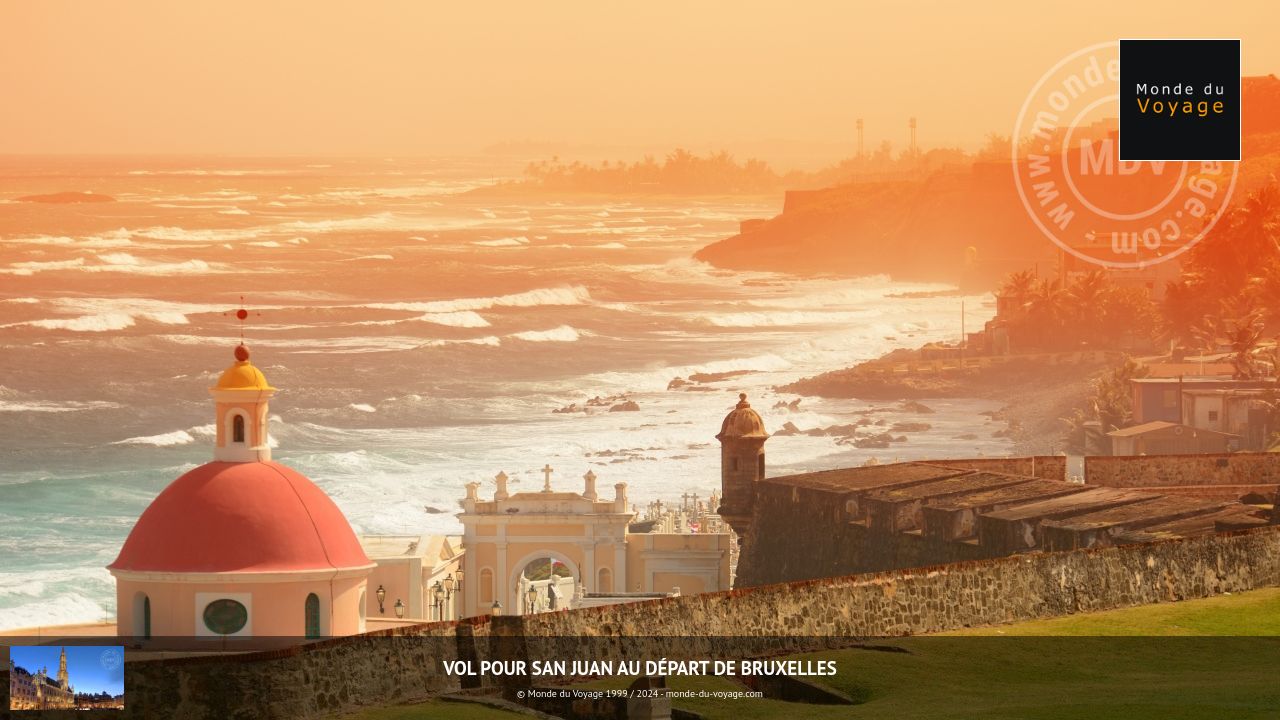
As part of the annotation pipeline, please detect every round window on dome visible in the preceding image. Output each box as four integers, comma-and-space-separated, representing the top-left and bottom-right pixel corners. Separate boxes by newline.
203, 599, 248, 635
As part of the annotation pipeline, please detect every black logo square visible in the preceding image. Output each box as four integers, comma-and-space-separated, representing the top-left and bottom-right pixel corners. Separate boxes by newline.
1119, 39, 1240, 161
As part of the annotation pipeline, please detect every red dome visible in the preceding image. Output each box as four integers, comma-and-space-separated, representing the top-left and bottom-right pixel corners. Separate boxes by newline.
110, 462, 372, 574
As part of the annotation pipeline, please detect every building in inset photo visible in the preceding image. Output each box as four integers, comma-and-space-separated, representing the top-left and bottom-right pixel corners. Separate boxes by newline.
9, 646, 124, 711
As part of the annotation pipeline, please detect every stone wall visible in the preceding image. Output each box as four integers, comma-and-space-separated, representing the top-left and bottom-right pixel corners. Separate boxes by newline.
36, 526, 1279, 720
1086, 452, 1280, 500
926, 456, 1067, 481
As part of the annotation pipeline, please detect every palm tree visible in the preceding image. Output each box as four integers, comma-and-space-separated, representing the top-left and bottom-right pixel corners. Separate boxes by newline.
1196, 295, 1268, 379
999, 269, 1037, 302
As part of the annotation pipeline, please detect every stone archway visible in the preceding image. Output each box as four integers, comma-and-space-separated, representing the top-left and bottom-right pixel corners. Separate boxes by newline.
458, 473, 633, 618
507, 549, 581, 615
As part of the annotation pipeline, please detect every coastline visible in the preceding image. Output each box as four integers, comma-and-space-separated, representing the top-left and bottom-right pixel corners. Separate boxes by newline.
778, 351, 1112, 456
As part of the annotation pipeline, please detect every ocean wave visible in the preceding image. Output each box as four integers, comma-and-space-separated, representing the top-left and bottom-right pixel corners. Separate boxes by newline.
0, 252, 221, 277
218, 206, 251, 215
702, 310, 874, 327
349, 403, 377, 413
2, 229, 134, 249
0, 399, 121, 413
112, 430, 197, 447
342, 254, 394, 261
473, 236, 530, 247
355, 311, 490, 329
509, 325, 580, 342
366, 285, 590, 314
2, 296, 204, 332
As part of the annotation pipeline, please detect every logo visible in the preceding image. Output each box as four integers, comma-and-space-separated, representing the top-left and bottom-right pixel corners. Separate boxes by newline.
100, 647, 123, 671
1119, 39, 1241, 161
1013, 42, 1238, 269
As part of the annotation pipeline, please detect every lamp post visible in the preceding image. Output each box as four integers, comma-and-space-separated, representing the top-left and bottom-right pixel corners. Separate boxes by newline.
376, 585, 387, 614
393, 599, 405, 619
525, 585, 538, 615
432, 581, 445, 621
442, 573, 455, 620
491, 601, 502, 617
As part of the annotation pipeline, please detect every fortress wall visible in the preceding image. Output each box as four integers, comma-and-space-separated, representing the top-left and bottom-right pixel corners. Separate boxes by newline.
522, 525, 1280, 640
736, 479, 990, 586
111, 526, 1280, 719
929, 456, 1067, 480
1086, 452, 1280, 492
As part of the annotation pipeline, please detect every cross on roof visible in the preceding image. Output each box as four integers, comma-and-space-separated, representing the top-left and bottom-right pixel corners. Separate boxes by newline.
541, 464, 554, 492
223, 296, 261, 344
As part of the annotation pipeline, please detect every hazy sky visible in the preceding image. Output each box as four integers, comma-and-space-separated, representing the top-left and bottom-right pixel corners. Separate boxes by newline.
2, 1, 1276, 162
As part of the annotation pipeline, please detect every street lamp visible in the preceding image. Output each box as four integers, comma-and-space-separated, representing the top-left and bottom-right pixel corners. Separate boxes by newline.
525, 586, 538, 615
393, 598, 405, 619
454, 569, 464, 592
442, 574, 455, 620
432, 581, 445, 621
376, 585, 387, 614
491, 601, 502, 616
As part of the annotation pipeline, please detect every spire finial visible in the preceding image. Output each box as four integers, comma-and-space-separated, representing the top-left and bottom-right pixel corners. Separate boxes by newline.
224, 296, 261, 347
736, 393, 750, 409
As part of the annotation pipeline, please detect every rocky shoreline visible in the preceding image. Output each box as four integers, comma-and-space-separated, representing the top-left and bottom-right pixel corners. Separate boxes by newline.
778, 354, 1112, 456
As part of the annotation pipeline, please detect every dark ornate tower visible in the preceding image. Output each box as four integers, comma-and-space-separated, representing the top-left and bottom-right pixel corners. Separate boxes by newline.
716, 394, 769, 541
57, 647, 68, 690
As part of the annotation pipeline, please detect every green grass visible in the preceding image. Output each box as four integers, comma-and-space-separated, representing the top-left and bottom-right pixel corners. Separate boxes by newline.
352, 589, 1280, 719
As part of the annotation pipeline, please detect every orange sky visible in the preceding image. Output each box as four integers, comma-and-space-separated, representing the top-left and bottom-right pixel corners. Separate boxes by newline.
1, 1, 1276, 163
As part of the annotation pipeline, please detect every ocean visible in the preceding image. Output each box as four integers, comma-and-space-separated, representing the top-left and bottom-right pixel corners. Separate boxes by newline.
0, 156, 1007, 629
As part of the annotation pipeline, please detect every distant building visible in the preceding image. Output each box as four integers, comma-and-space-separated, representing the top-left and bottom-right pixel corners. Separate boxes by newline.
1130, 377, 1274, 426
1107, 421, 1239, 456
1181, 389, 1276, 451
358, 535, 464, 622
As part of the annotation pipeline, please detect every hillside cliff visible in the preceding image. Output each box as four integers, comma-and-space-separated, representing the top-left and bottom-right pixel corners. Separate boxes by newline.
696, 75, 1280, 287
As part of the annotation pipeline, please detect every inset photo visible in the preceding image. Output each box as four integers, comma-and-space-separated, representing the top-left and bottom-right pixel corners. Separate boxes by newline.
8, 645, 124, 711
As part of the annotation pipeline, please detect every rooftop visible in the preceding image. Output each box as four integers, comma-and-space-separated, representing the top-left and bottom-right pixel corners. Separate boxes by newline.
764, 463, 965, 493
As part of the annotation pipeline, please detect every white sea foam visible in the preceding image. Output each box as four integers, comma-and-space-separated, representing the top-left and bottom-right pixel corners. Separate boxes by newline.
473, 236, 530, 247
702, 310, 873, 327
353, 311, 489, 328
0, 399, 121, 413
219, 207, 251, 215
343, 254, 394, 261
250, 240, 282, 248
366, 285, 590, 314
112, 430, 196, 447
349, 403, 377, 413
509, 325, 580, 342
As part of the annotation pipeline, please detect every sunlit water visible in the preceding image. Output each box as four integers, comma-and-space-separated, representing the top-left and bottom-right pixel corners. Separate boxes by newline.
0, 157, 1006, 629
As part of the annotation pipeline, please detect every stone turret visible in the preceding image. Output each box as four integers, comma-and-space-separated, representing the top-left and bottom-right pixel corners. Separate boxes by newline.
716, 394, 769, 540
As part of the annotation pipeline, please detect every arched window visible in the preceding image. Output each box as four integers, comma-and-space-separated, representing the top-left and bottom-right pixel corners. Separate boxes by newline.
232, 414, 246, 443
597, 567, 613, 593
134, 593, 151, 639
304, 593, 321, 639
479, 568, 494, 605
758, 453, 765, 480
358, 590, 367, 633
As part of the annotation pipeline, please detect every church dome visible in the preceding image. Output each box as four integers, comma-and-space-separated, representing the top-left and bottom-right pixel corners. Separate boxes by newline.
214, 345, 273, 391
717, 393, 768, 439
109, 461, 372, 574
